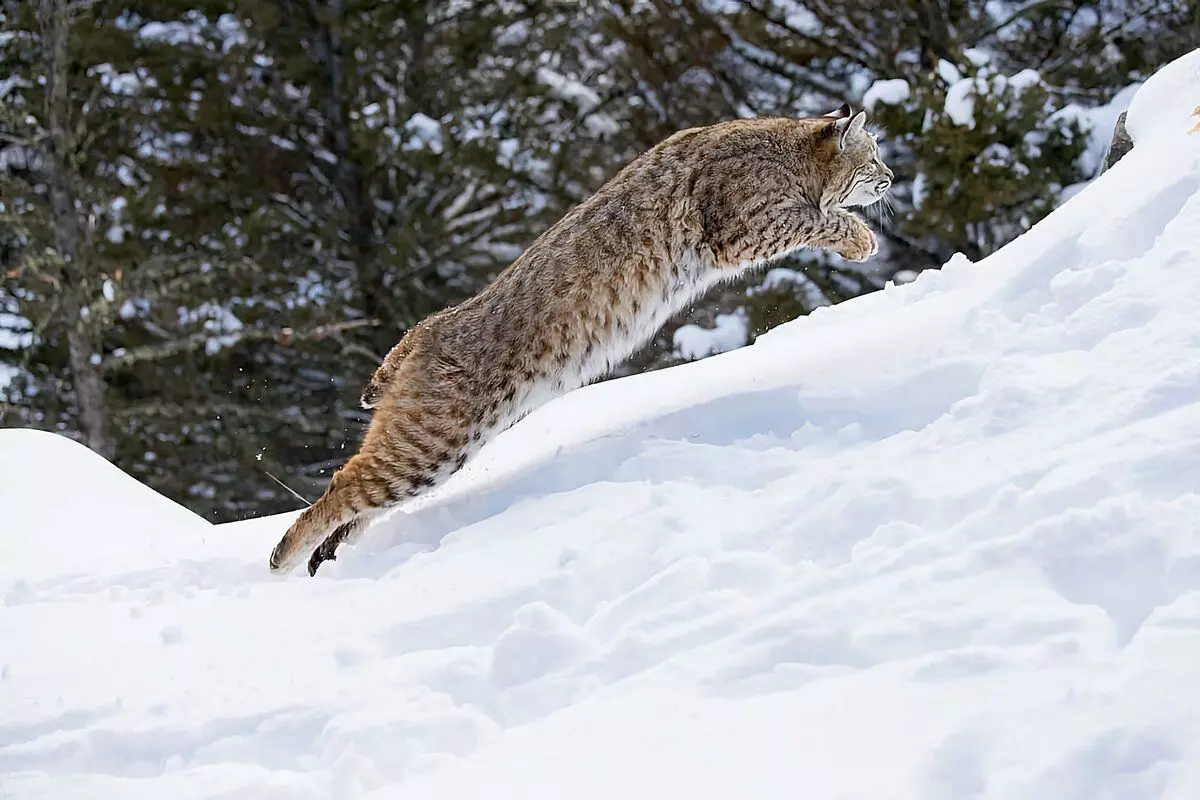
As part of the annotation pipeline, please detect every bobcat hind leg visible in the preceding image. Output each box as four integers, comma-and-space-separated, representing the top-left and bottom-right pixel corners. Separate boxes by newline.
307, 515, 373, 576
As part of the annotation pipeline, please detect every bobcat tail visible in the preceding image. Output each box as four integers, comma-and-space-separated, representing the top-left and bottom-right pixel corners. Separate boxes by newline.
361, 312, 453, 409
360, 331, 420, 408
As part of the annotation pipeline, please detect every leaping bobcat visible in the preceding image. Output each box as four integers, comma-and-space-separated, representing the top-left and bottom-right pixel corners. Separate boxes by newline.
270, 104, 893, 575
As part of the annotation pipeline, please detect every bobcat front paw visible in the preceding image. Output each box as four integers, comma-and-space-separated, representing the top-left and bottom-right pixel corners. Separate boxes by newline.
835, 226, 877, 262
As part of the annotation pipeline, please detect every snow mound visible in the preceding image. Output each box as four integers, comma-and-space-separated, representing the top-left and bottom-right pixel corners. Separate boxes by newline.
4, 49, 1200, 800
1127, 49, 1200, 146
0, 430, 213, 585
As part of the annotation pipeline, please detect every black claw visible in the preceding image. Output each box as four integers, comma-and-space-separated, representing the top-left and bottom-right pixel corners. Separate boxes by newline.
306, 519, 359, 576
307, 546, 336, 576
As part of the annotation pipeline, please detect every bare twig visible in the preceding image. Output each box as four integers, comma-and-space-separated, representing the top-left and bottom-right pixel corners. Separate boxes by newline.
263, 469, 314, 504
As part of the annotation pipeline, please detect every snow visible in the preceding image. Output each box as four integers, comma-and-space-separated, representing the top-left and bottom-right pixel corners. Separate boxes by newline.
90, 64, 143, 97
936, 58, 963, 86
861, 78, 910, 112
1008, 67, 1042, 91
137, 21, 204, 47
4, 48, 1200, 800
215, 14, 248, 53
673, 311, 749, 360
0, 313, 32, 350
0, 429, 212, 585
943, 65, 1043, 130
402, 113, 445, 154
494, 20, 530, 47
534, 67, 618, 138
0, 312, 30, 387
536, 66, 602, 111
1125, 53, 1200, 146
1053, 82, 1143, 178
783, 6, 821, 35
912, 171, 929, 208
944, 76, 977, 127
0, 75, 30, 101
963, 47, 992, 67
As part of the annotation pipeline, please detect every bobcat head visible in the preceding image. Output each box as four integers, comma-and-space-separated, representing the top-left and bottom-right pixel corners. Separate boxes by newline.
821, 103, 894, 211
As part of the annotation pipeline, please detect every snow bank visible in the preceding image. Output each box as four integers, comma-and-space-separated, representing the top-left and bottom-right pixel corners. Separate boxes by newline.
1126, 51, 1200, 146
3, 48, 1200, 800
0, 430, 218, 585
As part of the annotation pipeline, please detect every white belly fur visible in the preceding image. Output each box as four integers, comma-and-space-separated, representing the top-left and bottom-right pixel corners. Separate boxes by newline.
497, 256, 733, 432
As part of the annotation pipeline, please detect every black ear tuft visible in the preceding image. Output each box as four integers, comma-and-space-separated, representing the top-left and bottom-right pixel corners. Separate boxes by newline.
832, 110, 867, 150
823, 102, 853, 119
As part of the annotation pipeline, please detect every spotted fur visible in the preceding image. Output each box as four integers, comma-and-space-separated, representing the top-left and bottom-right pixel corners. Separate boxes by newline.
269, 105, 893, 575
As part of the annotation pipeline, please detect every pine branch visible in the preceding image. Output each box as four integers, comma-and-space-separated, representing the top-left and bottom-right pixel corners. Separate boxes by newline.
113, 400, 332, 435
725, 40, 845, 102
731, 0, 884, 76
85, 256, 261, 325
101, 317, 380, 372
976, 0, 1071, 43
0, 130, 47, 148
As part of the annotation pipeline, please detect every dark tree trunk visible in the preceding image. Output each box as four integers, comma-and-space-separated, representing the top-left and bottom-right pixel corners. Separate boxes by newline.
36, 0, 116, 460
915, 0, 956, 70
306, 0, 394, 352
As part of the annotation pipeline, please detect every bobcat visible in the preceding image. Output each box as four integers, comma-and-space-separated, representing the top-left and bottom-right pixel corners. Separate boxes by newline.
270, 103, 893, 575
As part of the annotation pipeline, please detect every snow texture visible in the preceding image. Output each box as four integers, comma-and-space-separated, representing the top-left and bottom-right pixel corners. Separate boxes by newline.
3, 48, 1200, 800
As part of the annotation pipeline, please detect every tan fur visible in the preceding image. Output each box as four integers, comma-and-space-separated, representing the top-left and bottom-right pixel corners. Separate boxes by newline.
270, 105, 894, 575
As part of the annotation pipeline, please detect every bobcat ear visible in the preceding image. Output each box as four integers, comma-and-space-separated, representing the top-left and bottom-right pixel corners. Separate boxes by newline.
833, 110, 867, 150
824, 102, 853, 119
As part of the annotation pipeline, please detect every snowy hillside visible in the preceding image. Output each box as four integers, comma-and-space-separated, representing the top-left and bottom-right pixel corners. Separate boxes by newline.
4, 50, 1200, 799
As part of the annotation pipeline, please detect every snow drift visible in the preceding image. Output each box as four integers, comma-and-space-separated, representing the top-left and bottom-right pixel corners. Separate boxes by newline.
3, 49, 1200, 800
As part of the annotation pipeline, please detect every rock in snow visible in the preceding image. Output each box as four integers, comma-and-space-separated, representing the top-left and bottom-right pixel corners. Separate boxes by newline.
3, 48, 1200, 800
